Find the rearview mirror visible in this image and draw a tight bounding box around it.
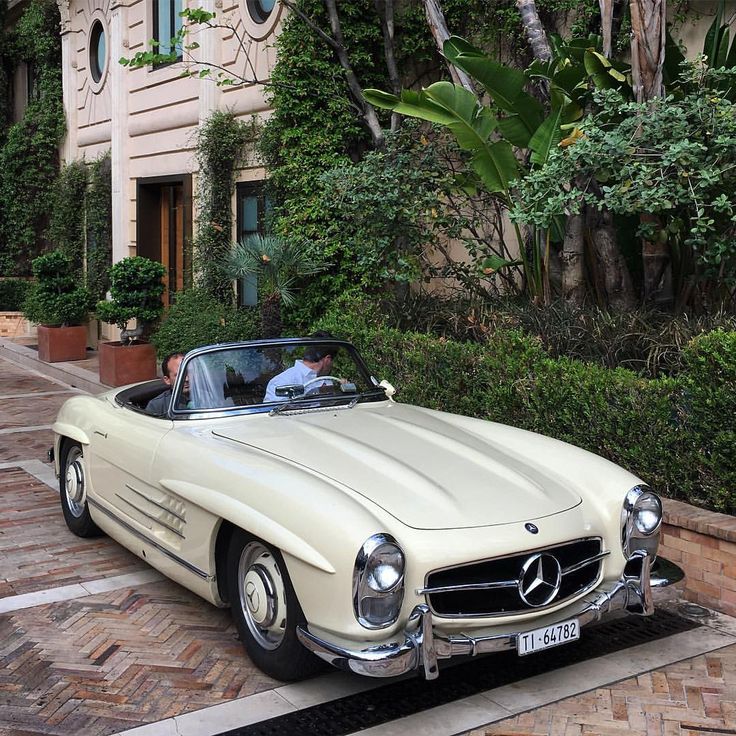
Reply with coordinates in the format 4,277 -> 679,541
274,384 -> 305,398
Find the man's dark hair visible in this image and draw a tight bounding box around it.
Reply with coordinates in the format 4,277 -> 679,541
161,352 -> 184,378
304,331 -> 337,362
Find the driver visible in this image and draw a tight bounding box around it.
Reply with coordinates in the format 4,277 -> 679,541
264,331 -> 339,403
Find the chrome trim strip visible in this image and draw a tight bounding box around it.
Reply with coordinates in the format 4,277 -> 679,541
561,550 -> 611,575
87,498 -> 210,581
416,579 -> 517,596
115,492 -> 185,539
124,483 -> 186,522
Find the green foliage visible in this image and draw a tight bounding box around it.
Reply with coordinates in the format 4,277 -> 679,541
511,68 -> 736,302
150,289 -> 260,357
23,251 -> 91,326
194,111 -> 254,301
679,330 -> 736,511
96,256 -> 166,338
0,278 -> 31,310
85,152 -> 113,300
315,297 -> 735,513
349,291 -> 736,378
226,233 -> 325,337
0,0 -> 10,131
260,0 -> 378,206
284,124 -> 463,325
47,160 -> 87,272
0,0 -> 65,275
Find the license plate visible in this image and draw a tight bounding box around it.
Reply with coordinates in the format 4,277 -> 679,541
517,618 -> 580,656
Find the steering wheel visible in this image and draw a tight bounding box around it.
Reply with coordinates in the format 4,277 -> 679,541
303,376 -> 342,394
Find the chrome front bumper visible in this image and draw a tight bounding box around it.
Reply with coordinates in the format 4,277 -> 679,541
297,552 -> 683,680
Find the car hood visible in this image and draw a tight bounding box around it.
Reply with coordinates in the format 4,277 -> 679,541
211,402 -> 586,530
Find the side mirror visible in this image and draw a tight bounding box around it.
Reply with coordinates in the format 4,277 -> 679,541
378,379 -> 396,399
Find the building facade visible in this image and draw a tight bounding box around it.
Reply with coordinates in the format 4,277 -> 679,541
56,0 -> 279,325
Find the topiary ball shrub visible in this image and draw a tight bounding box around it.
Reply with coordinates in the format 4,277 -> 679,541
96,256 -> 166,342
22,251 -> 91,326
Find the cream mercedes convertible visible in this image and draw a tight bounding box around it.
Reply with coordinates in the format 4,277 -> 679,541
52,336 -> 681,681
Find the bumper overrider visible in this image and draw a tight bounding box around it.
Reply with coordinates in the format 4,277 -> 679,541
297,552 -> 684,680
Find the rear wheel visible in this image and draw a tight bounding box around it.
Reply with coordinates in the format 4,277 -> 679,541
227,529 -> 323,681
59,441 -> 101,537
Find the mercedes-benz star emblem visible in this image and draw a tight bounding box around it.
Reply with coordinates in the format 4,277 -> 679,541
518,552 -> 562,607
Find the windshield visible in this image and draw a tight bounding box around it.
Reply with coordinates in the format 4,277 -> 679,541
171,339 -> 385,416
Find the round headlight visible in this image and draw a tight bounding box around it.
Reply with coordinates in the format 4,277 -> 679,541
366,547 -> 404,592
353,534 -> 405,629
634,493 -> 662,535
622,485 -> 662,558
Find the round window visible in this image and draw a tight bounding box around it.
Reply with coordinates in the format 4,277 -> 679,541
89,20 -> 106,83
246,0 -> 276,24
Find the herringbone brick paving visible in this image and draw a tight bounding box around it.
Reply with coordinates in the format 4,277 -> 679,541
0,357 -> 280,735
1,581 -> 278,735
0,467 -> 144,597
460,645 -> 736,735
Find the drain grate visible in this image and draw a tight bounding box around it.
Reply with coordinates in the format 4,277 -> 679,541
221,610 -> 699,736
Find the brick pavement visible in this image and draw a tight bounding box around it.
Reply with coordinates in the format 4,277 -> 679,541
0,356 -> 280,735
461,646 -> 736,735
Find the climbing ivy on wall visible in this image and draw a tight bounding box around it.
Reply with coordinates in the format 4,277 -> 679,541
194,110 -> 255,302
0,0 -> 10,133
0,0 -> 65,276
47,160 -> 88,272
85,152 -> 113,301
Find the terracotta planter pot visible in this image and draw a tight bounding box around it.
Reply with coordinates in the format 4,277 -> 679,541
99,341 -> 157,387
37,325 -> 88,363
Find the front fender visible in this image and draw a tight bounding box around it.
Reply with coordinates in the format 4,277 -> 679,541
52,422 -> 91,476
158,479 -> 336,575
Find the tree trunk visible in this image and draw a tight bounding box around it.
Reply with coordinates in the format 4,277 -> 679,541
629,0 -> 665,102
261,292 -> 283,338
281,0 -> 385,150
422,0 -> 475,92
561,211 -> 586,305
640,213 -> 672,305
630,0 -> 671,304
375,0 -> 402,131
586,208 -> 636,311
515,0 -> 552,62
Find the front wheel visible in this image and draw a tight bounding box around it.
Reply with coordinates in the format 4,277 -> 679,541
59,441 -> 101,537
227,529 -> 323,681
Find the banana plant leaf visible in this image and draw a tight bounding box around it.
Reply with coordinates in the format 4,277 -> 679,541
364,83 -> 519,195
443,36 -> 544,143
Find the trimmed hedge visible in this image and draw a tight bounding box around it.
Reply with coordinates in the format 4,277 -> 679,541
315,309 -> 735,514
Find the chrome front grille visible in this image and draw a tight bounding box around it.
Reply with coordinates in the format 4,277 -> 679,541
422,538 -> 605,618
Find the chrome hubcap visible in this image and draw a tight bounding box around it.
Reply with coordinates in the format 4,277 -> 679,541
238,542 -> 286,650
64,448 -> 86,518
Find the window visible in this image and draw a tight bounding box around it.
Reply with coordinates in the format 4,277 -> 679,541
236,183 -> 270,307
153,0 -> 183,61
89,20 -> 107,83
246,0 -> 276,24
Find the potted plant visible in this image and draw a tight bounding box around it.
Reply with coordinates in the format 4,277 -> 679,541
22,251 -> 91,362
96,256 -> 166,386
